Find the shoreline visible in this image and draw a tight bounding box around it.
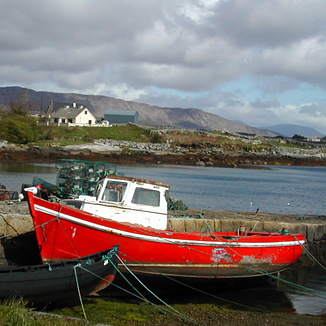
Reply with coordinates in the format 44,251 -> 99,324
1,149 -> 326,168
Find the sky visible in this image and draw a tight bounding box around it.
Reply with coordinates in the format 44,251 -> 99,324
0,0 -> 326,135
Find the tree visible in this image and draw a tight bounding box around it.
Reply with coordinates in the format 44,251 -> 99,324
0,91 -> 41,144
292,134 -> 305,140
0,114 -> 39,144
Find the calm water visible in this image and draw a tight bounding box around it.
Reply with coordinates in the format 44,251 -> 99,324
0,162 -> 325,216
119,165 -> 326,216
0,162 -> 325,315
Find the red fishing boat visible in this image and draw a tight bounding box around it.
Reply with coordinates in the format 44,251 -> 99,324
27,175 -> 305,279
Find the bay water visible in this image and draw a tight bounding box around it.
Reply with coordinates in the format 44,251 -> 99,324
0,162 -> 325,314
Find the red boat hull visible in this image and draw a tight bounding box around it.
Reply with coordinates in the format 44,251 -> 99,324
27,192 -> 305,279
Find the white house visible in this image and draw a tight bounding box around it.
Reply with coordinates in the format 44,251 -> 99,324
49,103 -> 97,126
307,137 -> 321,142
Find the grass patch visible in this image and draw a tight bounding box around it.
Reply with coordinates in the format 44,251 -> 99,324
0,300 -> 87,326
29,125 -> 154,147
266,141 -> 308,149
47,125 -> 151,142
53,297 -> 163,326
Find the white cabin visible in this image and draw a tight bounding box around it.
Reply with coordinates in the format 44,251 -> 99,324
63,175 -> 170,230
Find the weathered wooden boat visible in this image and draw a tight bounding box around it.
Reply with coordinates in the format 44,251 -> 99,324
27,175 -> 305,279
0,246 -> 119,306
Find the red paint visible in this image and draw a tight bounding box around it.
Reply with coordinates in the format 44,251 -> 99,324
28,192 -> 305,279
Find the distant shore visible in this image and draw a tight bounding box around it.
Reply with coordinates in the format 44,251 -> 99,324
1,148 -> 326,168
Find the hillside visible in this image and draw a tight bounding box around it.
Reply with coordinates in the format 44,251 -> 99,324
0,86 -> 277,137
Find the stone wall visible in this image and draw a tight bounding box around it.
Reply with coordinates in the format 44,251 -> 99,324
167,216 -> 326,265
167,217 -> 326,242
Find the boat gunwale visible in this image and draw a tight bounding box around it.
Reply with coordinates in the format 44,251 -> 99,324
33,202 -> 306,248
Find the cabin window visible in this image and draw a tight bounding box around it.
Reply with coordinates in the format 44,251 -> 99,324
102,181 -> 127,202
131,188 -> 160,207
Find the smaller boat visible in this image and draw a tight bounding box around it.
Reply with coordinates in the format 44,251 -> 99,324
0,246 -> 119,306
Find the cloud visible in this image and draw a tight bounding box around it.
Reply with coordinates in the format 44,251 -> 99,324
215,0 -> 326,47
255,37 -> 326,88
270,102 -> 326,130
206,97 -> 283,127
0,0 -> 326,134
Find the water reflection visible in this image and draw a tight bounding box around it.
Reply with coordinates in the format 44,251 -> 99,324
0,162 -> 56,174
105,267 -> 326,315
279,266 -> 326,315
106,273 -> 295,313
0,162 -> 56,191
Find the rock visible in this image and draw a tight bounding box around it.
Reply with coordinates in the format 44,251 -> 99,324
195,161 -> 206,166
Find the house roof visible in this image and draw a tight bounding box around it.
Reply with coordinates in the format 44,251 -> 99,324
51,107 -> 93,119
53,102 -> 84,111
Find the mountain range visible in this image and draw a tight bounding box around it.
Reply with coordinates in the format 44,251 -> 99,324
259,124 -> 324,138
0,86 -> 318,138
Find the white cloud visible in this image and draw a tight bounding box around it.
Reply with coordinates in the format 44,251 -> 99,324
104,83 -> 148,101
269,102 -> 326,131
177,0 -> 220,23
256,37 -> 326,87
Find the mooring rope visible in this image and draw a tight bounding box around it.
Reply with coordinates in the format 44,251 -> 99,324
125,222 -> 326,277
36,210 -> 325,280
0,216 -> 57,241
33,202 -> 310,275
118,250 -> 271,313
56,219 -> 81,257
31,217 -> 81,258
52,206 -> 81,257
0,213 -> 19,235
0,232 -> 19,240
70,247 -> 120,322
76,253 -> 203,326
73,263 -> 88,320
115,254 -> 200,325
294,234 -> 326,271
32,209 -> 326,316
118,240 -> 326,305
36,213 -> 325,300
244,264 -> 326,299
